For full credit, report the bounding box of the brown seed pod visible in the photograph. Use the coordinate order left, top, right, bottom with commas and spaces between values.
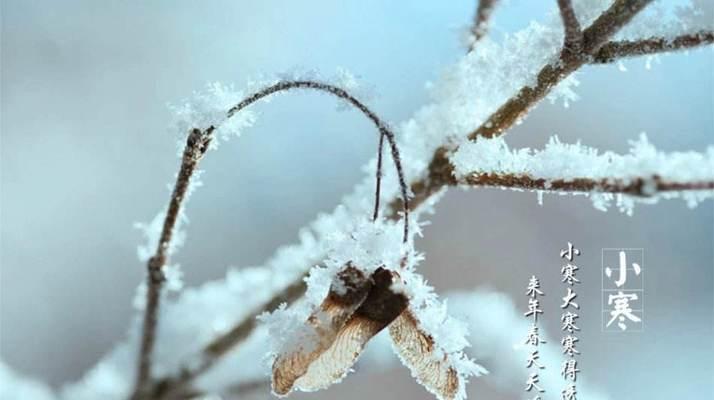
271, 264, 372, 395
272, 266, 409, 395
389, 310, 460, 400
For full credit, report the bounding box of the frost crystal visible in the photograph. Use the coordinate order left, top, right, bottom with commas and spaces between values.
133, 210, 186, 263
617, 0, 714, 42
168, 82, 257, 151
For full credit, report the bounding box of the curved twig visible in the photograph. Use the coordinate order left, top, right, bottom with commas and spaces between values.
226, 80, 410, 243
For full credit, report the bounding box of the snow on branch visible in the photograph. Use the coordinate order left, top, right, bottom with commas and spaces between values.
132, 127, 213, 399
0, 362, 55, 400
450, 134, 714, 214
591, 30, 714, 63
469, 0, 653, 140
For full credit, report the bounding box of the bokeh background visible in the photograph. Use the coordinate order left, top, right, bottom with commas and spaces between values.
1, 0, 712, 399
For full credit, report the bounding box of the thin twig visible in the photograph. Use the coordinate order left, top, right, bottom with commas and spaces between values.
557, 0, 583, 53
227, 80, 410, 243
459, 173, 714, 196
469, 0, 499, 51
132, 128, 213, 399
591, 30, 714, 64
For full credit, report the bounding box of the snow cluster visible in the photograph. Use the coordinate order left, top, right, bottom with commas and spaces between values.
617, 0, 714, 41
168, 82, 257, 151
450, 133, 714, 214
261, 216, 414, 359
612, 0, 714, 70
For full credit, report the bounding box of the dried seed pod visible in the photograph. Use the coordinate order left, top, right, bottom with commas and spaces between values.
292, 267, 409, 392
272, 266, 409, 395
272, 264, 372, 395
389, 310, 460, 400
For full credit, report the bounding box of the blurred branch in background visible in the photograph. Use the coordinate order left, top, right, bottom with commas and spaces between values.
469, 0, 500, 51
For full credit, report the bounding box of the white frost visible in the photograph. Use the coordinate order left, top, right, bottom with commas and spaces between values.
168, 82, 257, 151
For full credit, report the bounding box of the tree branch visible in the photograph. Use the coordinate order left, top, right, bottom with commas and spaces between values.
470, 0, 499, 51
591, 30, 714, 64
227, 80, 411, 242
557, 0, 583, 53
469, 0, 652, 140
132, 128, 213, 399
458, 173, 714, 196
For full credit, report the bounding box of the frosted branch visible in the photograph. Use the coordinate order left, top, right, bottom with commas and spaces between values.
460, 173, 714, 197
450, 134, 714, 214
132, 128, 212, 399
591, 30, 714, 64
469, 0, 652, 140
227, 80, 411, 243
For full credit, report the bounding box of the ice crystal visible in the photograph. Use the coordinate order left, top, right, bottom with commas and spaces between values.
168, 82, 257, 151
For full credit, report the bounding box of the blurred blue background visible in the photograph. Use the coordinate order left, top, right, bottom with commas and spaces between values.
1, 1, 712, 399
